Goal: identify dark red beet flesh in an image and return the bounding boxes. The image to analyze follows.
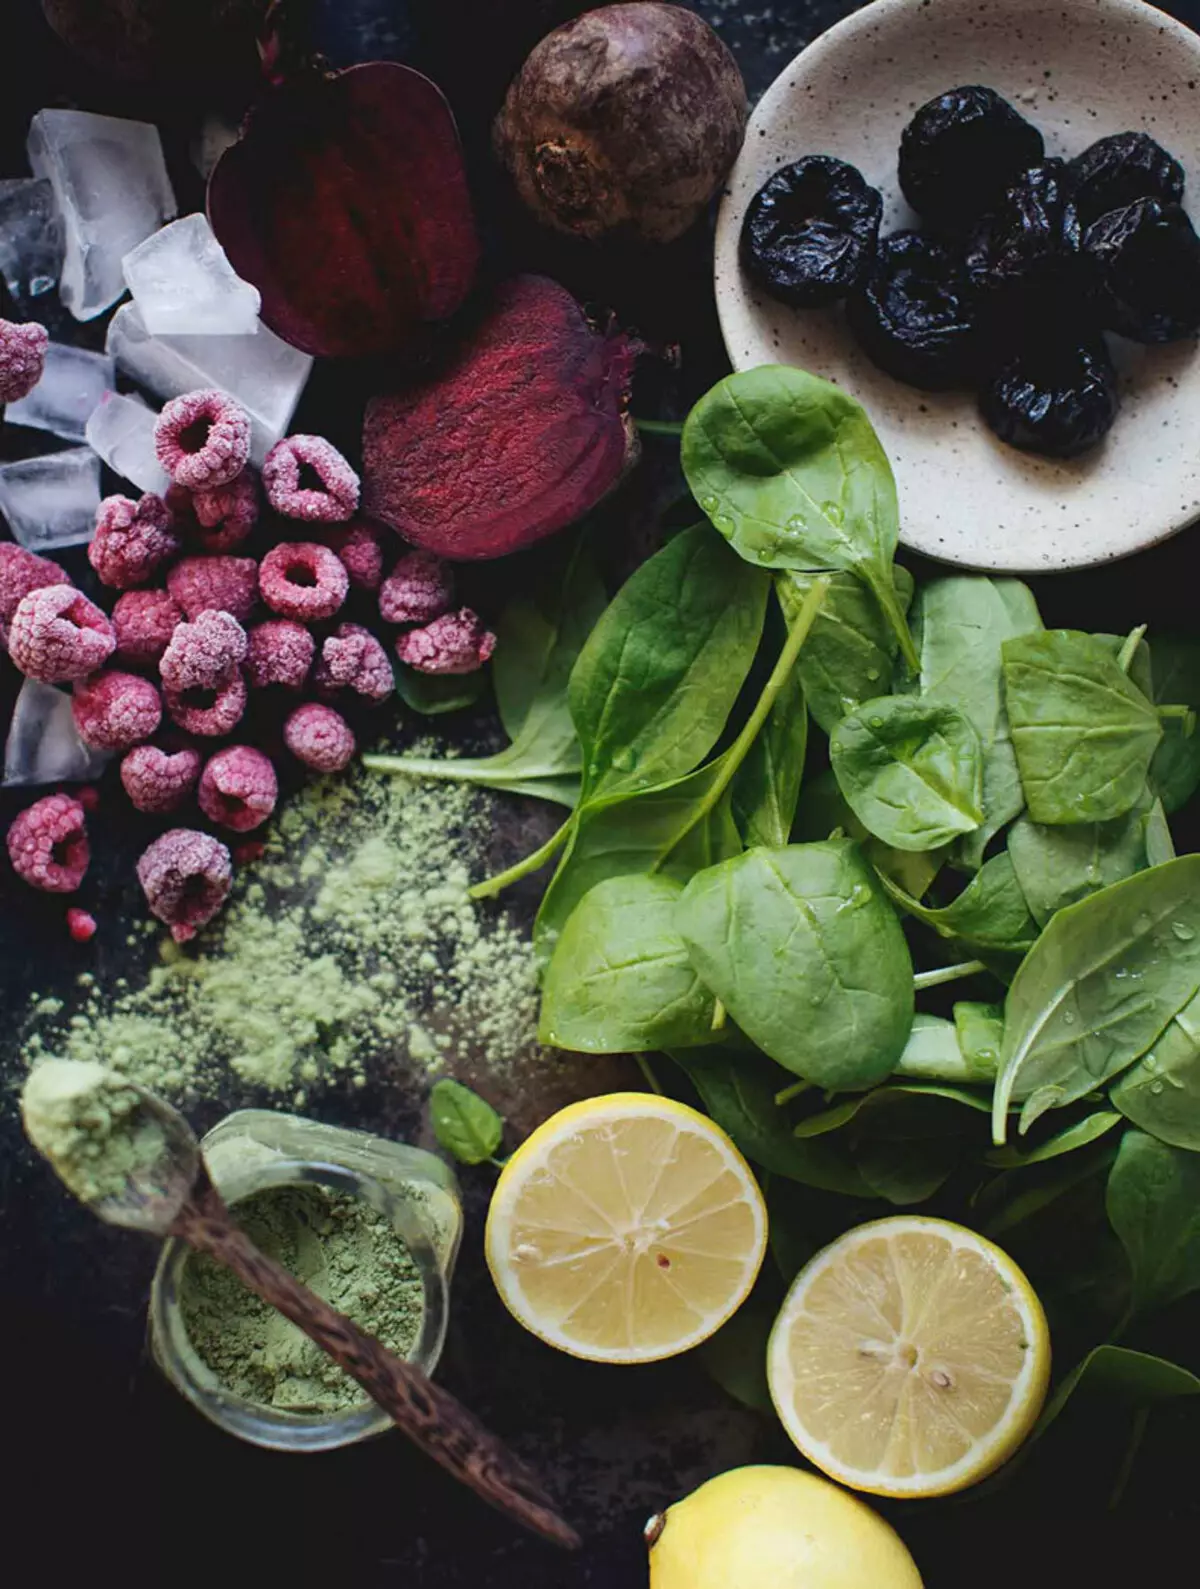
[362,275,638,560]
[207,63,479,360]
[41,0,265,86]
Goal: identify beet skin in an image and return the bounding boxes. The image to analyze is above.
[362,275,638,560]
[493,2,747,244]
[208,63,478,360]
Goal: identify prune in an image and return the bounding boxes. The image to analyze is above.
[899,86,1044,226]
[980,333,1118,458]
[1083,197,1200,343]
[964,162,1082,303]
[847,231,979,389]
[1069,131,1185,227]
[740,156,882,307]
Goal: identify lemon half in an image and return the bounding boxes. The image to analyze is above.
[768,1216,1050,1498]
[485,1093,767,1363]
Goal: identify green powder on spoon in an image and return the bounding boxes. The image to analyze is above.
[21,1059,167,1204]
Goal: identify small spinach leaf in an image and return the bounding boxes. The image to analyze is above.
[831,695,984,852]
[991,855,1200,1141]
[1142,796,1176,868]
[729,658,807,850]
[539,874,717,1053]
[794,1082,992,1137]
[1007,800,1151,928]
[985,1110,1123,1167]
[1033,1344,1200,1443]
[794,768,946,899]
[697,1295,776,1413]
[878,851,1038,953]
[896,1012,996,1084]
[1002,630,1162,825]
[430,1079,504,1165]
[569,524,769,804]
[393,665,486,716]
[1110,987,1200,1151]
[953,1001,1004,1079]
[1106,1128,1200,1317]
[679,841,914,1090]
[777,566,913,733]
[681,365,916,666]
[1148,638,1200,812]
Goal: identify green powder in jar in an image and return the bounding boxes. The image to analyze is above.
[179,1183,425,1414]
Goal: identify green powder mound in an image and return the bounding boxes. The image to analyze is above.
[21,1059,165,1204]
[179,1183,424,1413]
[20,764,546,1104]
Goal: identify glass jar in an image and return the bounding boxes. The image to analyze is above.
[149,1109,462,1452]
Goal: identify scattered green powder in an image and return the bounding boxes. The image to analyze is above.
[179,1183,424,1413]
[20,764,546,1104]
[20,1059,166,1205]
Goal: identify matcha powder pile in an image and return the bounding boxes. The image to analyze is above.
[21,766,546,1105]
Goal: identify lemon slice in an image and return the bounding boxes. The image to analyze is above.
[768,1216,1050,1498]
[485,1092,767,1364]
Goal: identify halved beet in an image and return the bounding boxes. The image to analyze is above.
[207,62,479,360]
[363,275,638,560]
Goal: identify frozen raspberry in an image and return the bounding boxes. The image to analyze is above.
[259,542,348,621]
[395,608,496,676]
[231,839,266,866]
[0,318,48,404]
[262,435,360,523]
[167,556,258,622]
[0,543,67,648]
[8,585,115,684]
[87,493,182,590]
[164,672,248,738]
[7,793,88,893]
[121,745,203,814]
[323,520,388,591]
[198,745,278,832]
[284,703,356,772]
[154,389,252,490]
[245,619,314,691]
[111,589,184,668]
[315,623,394,704]
[160,609,247,693]
[189,469,260,552]
[136,828,232,943]
[66,907,98,942]
[378,549,454,626]
[72,670,162,751]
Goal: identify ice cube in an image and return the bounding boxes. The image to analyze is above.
[0,178,65,305]
[5,342,115,442]
[4,678,111,787]
[27,109,177,322]
[107,303,312,466]
[86,391,170,496]
[123,214,262,337]
[0,448,101,551]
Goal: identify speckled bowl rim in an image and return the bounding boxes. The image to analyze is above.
[714,0,1200,574]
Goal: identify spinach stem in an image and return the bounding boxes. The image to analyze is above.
[468,817,574,900]
[774,1080,812,1106]
[711,998,728,1032]
[1156,705,1193,726]
[486,1155,510,1171]
[633,417,685,437]
[1117,624,1147,674]
[364,753,575,783]
[867,565,920,673]
[1107,1407,1149,1510]
[913,959,988,990]
[654,575,831,866]
[635,1054,665,1095]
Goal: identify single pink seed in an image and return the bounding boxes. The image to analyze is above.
[7,584,115,684]
[0,318,49,404]
[154,389,252,490]
[284,703,356,773]
[6,793,88,893]
[262,435,360,523]
[136,828,232,942]
[198,746,278,833]
[66,907,97,943]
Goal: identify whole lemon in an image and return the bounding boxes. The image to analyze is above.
[647,1465,923,1589]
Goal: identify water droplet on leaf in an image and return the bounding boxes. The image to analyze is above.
[822,501,844,526]
[1171,921,1195,941]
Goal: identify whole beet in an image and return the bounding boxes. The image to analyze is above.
[493,2,747,244]
[40,0,266,86]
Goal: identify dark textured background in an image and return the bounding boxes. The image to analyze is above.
[3,2,1200,1583]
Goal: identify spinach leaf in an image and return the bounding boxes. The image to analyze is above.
[1147,638,1200,812]
[569,524,769,804]
[393,665,486,716]
[794,768,946,899]
[985,1110,1123,1167]
[896,1012,997,1083]
[1002,630,1162,825]
[669,1047,871,1195]
[878,851,1038,953]
[853,1134,961,1205]
[794,1082,992,1137]
[729,659,806,850]
[1007,800,1151,928]
[791,1084,986,1203]
[681,365,917,667]
[831,695,984,852]
[697,1296,776,1413]
[910,575,1042,868]
[991,855,1200,1141]
[429,1079,504,1165]
[539,874,717,1052]
[1143,796,1176,868]
[1106,1128,1200,1316]
[1111,987,1200,1151]
[777,566,913,733]
[679,840,914,1090]
[954,1001,1004,1079]
[1033,1344,1200,1443]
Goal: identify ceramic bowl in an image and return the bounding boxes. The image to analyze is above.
[713,0,1200,572]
